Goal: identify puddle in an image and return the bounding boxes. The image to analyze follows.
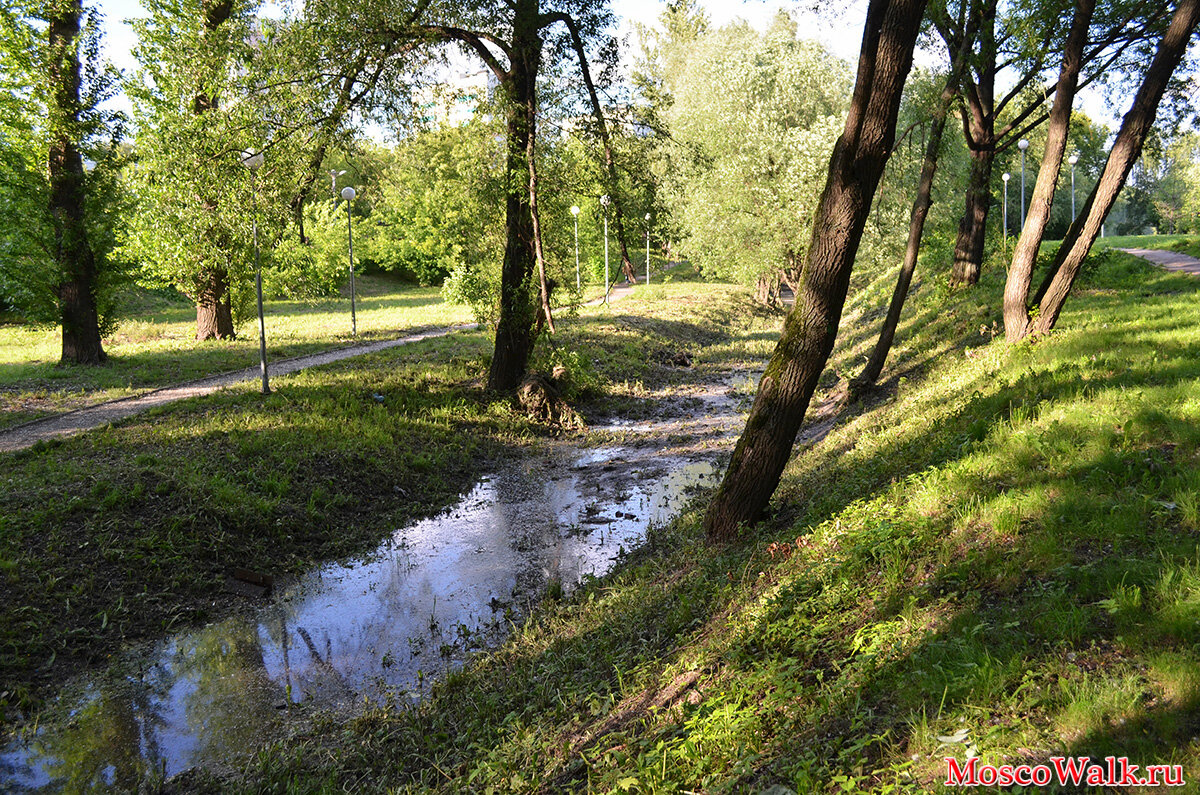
[0,443,729,792]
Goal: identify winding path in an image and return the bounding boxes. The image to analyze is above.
[0,326,474,453]
[1119,247,1200,276]
[0,276,655,454]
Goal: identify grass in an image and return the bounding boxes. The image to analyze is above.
[209,247,1200,793]
[1091,232,1200,259]
[0,274,779,733]
[0,274,473,430]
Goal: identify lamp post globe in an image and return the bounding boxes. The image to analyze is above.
[342,186,358,335]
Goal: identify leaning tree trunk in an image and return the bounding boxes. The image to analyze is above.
[486,0,542,392]
[1002,0,1094,341]
[703,0,929,543]
[48,0,106,365]
[852,55,964,392]
[1029,0,1200,338]
[557,14,637,283]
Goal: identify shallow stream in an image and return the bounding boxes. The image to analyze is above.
[0,372,751,792]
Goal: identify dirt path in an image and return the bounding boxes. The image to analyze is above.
[0,326,475,453]
[1119,247,1200,276]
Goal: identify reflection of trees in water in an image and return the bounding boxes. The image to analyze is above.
[173,618,281,765]
[35,663,172,792]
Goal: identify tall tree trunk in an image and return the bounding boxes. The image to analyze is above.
[486,0,541,392]
[949,146,994,285]
[48,0,106,365]
[703,0,929,543]
[1029,0,1200,338]
[1002,0,1094,341]
[853,61,962,391]
[946,0,997,287]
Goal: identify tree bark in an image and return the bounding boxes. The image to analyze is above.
[1029,0,1200,337]
[195,267,235,340]
[486,0,542,392]
[853,52,966,391]
[188,0,240,341]
[703,0,928,543]
[48,0,107,365]
[949,146,994,285]
[1002,0,1094,341]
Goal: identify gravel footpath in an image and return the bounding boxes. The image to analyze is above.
[0,325,476,453]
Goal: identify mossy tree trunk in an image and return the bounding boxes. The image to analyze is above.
[703,0,929,543]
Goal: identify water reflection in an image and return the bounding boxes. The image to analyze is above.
[1,449,720,792]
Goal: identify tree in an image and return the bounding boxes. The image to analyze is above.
[852,3,976,391]
[1022,0,1200,337]
[411,0,618,392]
[125,0,261,340]
[940,0,1162,286]
[1,0,125,363]
[1002,0,1094,341]
[703,0,929,543]
[658,14,851,304]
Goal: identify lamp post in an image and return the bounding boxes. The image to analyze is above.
[329,169,346,194]
[242,150,269,395]
[644,212,651,285]
[1068,154,1078,219]
[1018,138,1029,229]
[570,205,581,292]
[600,194,610,303]
[341,185,358,336]
[1002,172,1011,254]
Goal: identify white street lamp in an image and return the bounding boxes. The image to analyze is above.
[1018,138,1030,229]
[242,150,269,395]
[644,212,651,285]
[570,205,581,292]
[1068,154,1078,219]
[341,185,358,336]
[1002,172,1011,254]
[330,169,346,194]
[600,194,610,303]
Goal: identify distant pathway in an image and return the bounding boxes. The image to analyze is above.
[0,325,475,454]
[1119,247,1200,276]
[1,275,663,454]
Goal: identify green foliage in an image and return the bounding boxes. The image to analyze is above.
[657,12,851,287]
[0,0,131,328]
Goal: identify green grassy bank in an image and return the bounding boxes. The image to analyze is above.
[0,276,779,731]
[223,246,1200,793]
[0,275,473,430]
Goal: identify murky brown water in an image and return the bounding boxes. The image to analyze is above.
[1,374,752,792]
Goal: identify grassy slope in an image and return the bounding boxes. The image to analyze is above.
[0,278,778,732]
[0,275,472,430]
[234,245,1200,793]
